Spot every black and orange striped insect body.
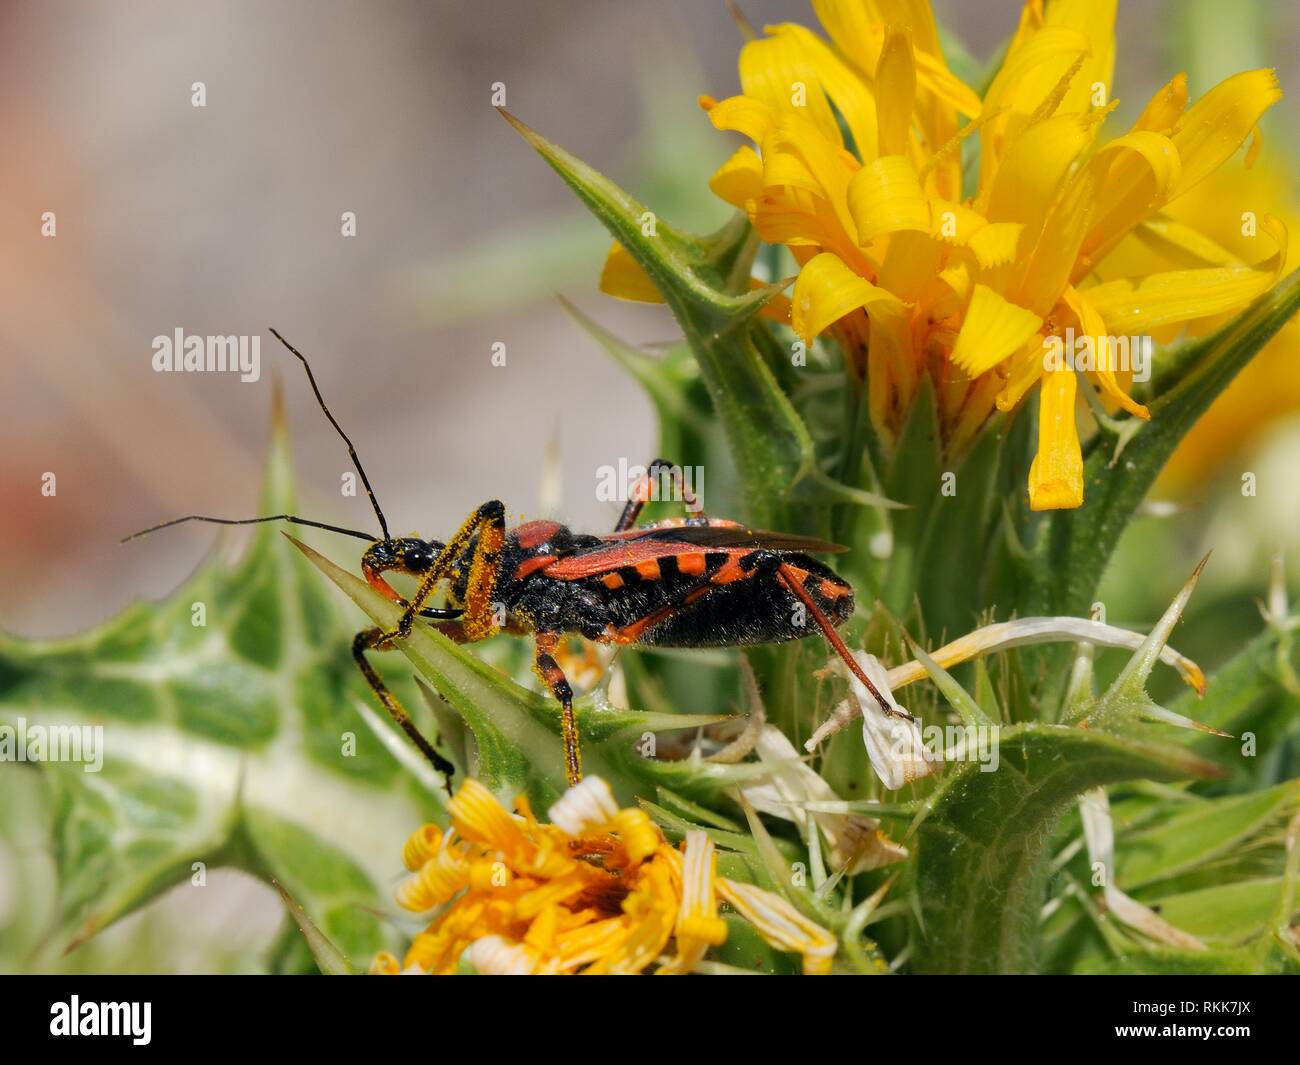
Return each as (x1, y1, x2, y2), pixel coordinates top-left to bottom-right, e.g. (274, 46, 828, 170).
(126, 332, 901, 790)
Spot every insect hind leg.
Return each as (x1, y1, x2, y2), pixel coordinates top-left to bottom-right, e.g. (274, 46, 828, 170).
(353, 627, 455, 780)
(748, 551, 915, 724)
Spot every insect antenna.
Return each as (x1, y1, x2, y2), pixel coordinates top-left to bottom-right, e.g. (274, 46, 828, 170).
(121, 514, 378, 544)
(268, 327, 391, 540)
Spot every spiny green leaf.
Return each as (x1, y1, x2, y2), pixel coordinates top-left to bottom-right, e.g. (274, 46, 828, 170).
(272, 879, 357, 975)
(0, 412, 433, 966)
(911, 723, 1223, 973)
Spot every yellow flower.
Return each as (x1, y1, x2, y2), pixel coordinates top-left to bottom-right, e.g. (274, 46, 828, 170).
(378, 776, 837, 975)
(602, 0, 1285, 510)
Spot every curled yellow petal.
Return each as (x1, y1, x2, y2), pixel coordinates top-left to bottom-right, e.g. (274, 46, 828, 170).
(1081, 130, 1182, 266)
(950, 284, 1042, 376)
(708, 144, 764, 208)
(547, 775, 619, 837)
(1169, 69, 1283, 201)
(847, 154, 930, 244)
(401, 823, 443, 872)
(1062, 286, 1149, 419)
(1028, 368, 1084, 511)
(702, 93, 774, 144)
(793, 252, 889, 337)
(792, 253, 914, 409)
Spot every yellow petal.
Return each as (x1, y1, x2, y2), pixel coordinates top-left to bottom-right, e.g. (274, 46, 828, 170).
(766, 22, 879, 163)
(968, 222, 1024, 268)
(876, 26, 917, 157)
(1168, 69, 1282, 201)
(950, 284, 1043, 376)
(401, 824, 443, 871)
(978, 25, 1089, 178)
(702, 93, 774, 144)
(846, 154, 930, 244)
(1028, 368, 1084, 510)
(675, 833, 727, 945)
(1132, 72, 1188, 134)
(1134, 217, 1252, 269)
(811, 0, 980, 121)
(1084, 216, 1287, 334)
(1079, 130, 1182, 270)
(992, 0, 1115, 125)
(708, 144, 764, 208)
(791, 252, 909, 345)
(547, 775, 619, 836)
(739, 30, 843, 147)
(983, 113, 1095, 233)
(762, 114, 861, 242)
(449, 778, 520, 848)
(1014, 156, 1099, 314)
(995, 333, 1051, 412)
(599, 241, 664, 304)
(793, 253, 915, 407)
(1062, 286, 1150, 419)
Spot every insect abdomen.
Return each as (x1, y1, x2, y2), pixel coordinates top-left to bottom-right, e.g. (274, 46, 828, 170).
(600, 551, 854, 648)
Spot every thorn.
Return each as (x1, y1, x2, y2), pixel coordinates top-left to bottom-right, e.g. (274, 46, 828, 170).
(725, 0, 759, 41)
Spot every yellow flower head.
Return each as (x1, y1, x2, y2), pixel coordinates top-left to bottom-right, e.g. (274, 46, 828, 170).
(604, 0, 1286, 510)
(375, 776, 837, 975)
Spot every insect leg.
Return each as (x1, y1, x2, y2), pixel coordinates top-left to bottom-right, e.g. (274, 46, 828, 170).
(614, 458, 707, 532)
(766, 555, 915, 723)
(353, 627, 455, 779)
(354, 503, 506, 779)
(378, 500, 506, 646)
(533, 631, 582, 786)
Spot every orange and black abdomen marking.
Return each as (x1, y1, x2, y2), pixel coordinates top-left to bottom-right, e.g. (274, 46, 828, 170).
(590, 549, 853, 649)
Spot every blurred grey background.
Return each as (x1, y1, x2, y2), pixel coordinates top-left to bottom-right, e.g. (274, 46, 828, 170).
(2, 0, 1297, 638)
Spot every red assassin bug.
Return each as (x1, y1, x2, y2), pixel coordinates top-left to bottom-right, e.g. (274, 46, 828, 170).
(125, 330, 905, 787)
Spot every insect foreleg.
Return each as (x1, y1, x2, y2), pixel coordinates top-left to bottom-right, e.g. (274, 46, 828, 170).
(379, 500, 506, 646)
(354, 501, 507, 782)
(353, 627, 455, 780)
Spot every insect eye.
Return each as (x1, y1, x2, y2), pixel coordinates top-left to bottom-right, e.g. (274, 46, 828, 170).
(402, 538, 434, 571)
